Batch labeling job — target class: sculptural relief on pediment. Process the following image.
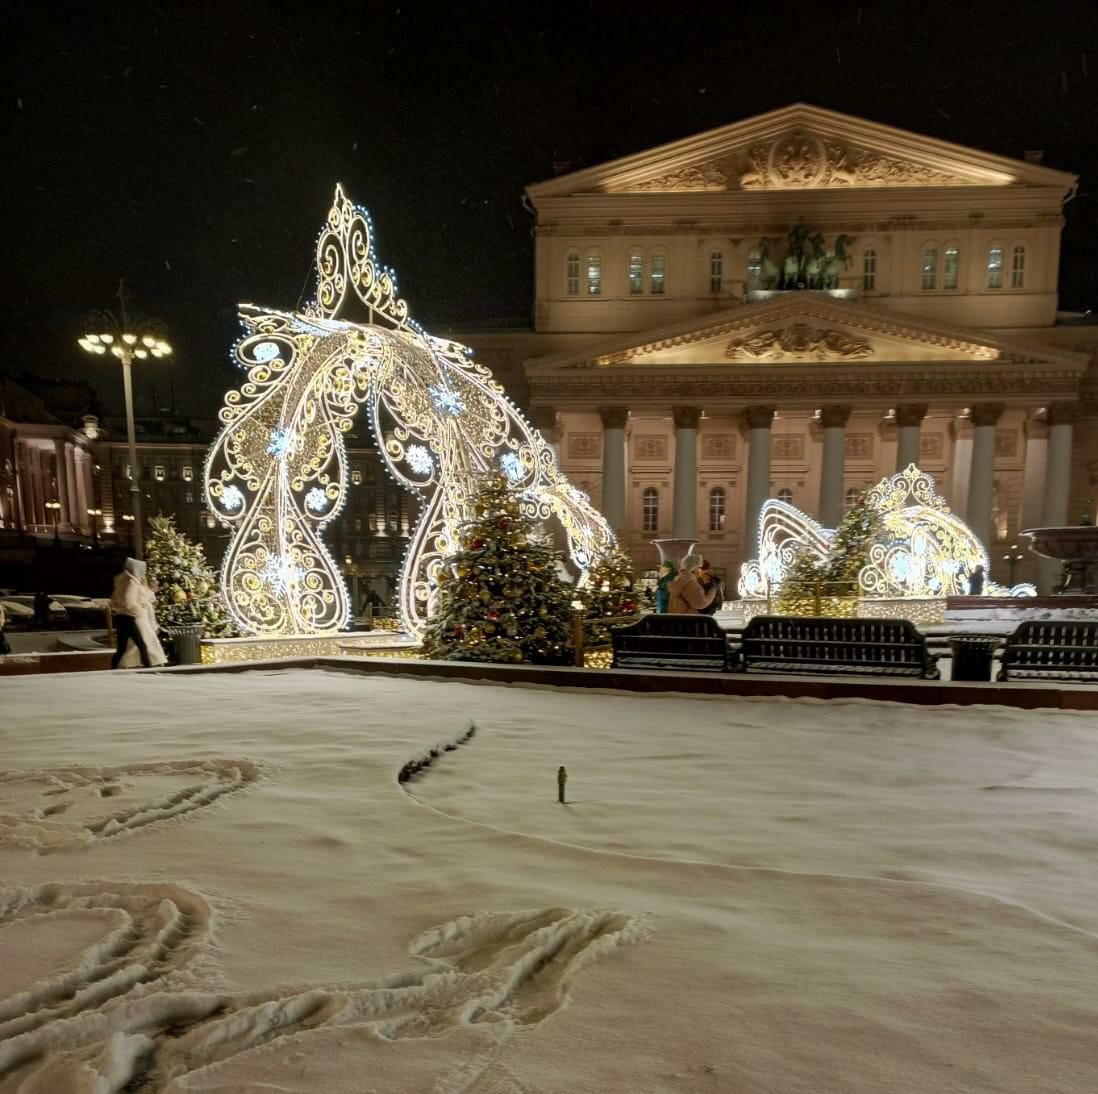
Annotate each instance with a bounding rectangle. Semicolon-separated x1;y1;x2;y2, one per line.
725;323;874;362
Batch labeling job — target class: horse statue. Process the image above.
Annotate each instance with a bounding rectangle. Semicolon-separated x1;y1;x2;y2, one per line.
205;186;616;640
756;238;781;290
822;234;854;289
803;232;828;289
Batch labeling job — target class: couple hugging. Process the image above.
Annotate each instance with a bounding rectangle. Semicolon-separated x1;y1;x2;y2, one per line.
657;554;723;615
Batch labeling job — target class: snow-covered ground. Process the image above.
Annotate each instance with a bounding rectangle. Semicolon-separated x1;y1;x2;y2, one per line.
2;667;1098;1092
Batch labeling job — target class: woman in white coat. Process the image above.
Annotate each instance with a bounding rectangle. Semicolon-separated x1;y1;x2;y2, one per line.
112;560;168;669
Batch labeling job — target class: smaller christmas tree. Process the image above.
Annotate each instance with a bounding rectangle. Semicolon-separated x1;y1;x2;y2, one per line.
421;473;574;664
580;547;641;645
144;515;233;636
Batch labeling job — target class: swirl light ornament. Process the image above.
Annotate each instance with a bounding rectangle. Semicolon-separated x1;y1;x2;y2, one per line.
738;464;1036;603
206;185;615;639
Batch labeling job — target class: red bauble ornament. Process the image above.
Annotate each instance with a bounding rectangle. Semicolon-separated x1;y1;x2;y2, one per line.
471;537;485;549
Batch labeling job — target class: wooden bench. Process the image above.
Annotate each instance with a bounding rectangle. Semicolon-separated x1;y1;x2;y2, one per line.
610;614;734;672
998;621;1098;682
737;615;939;678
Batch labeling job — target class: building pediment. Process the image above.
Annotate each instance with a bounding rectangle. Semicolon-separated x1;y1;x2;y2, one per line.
528;104;1076;198
525;294;1089;374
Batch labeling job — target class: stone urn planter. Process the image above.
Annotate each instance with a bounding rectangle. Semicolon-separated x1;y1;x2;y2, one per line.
651;539;698;566
1020;526;1098;594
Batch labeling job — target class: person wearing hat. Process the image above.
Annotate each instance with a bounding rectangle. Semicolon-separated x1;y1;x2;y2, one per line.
666;554;716;614
110;557;153;669
654;560;678;613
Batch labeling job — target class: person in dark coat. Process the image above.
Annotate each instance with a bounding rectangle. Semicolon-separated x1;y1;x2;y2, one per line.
33;591;50;628
968;565;986;595
654;561;677;613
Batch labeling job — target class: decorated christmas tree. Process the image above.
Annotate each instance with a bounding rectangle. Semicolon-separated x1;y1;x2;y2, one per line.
580;546;641;645
776;492;883;613
145;515;233;636
421;473;574;664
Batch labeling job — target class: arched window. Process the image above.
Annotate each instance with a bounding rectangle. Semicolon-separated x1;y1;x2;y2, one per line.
708;486;726;532
776;487;794;506
709;251;723;294
642;486;659;533
628;249;644;295
566;251;580;296
747;249;762;285
943;245;959;290
586;252;602;295
650;251;666;295
987;245;1003;289
844;486;861;511
862;248;877;291
1011;244;1026;288
921;246;938;290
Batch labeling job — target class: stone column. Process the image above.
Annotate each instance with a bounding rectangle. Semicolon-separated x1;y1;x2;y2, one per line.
30;448;44;525
949;415;974;519
1018;412;1048;532
672;406;702;539
52;438;71;529
743;405;775;560
1039;402;1076;592
894;403;928;471
68;445;85;532
82;449;97;518
530;407;562;461
599;406;629;533
818;405;851;528
966;402;1005;551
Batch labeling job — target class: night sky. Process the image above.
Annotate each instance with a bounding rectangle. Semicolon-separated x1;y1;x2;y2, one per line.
7;1;1098;420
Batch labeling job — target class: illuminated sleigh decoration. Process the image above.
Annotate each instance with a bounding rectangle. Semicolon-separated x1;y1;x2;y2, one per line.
738;464;1036;603
205;186;615;638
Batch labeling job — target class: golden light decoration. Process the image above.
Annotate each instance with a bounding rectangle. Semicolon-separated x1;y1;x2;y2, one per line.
739;463;1036;606
206;185;615;639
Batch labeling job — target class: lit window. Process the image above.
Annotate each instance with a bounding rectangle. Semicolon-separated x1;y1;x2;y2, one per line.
154;465;165;482
182;465;193;482
943;245;959;290
566;251;580;296
921;247;938;290
747;249;762;285
987;246;1003;289
352;467;362;485
650;252;666;295
354;518;362;532
642;486;659;533
586;252;602;296
776;487;794;505
862;248;877;291
708;486;726;532
124;463;132;481
628;250;644;295
388;507;400;531
844;486;861;511
710;251;723;294
1011;244;1026;288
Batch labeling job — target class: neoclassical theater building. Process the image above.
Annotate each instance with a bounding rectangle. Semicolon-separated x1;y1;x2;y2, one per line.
465;105;1098;592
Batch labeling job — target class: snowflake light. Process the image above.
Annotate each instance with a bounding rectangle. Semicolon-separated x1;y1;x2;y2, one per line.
305;487;329;514
205;184;616;638
220;484;245;512
405;444;433;476
499;451;524;482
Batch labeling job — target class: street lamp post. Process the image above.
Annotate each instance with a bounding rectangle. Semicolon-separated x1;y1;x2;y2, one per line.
120;512;136;551
78;282;171;559
45;500;61;546
87;507;102;548
1003;543;1025;587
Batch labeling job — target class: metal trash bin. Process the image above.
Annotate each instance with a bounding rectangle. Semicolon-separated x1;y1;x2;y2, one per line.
168;624;204;666
948;635;999;682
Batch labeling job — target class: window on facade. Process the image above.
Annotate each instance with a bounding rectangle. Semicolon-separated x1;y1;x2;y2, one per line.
388;507;400;532
987;246;1003;289
642;487;659;533
154;465;165;482
352;467;362;485
181;465;193;482
650;252;666;295
124;463;132;481
747;249;762;285
776;487;794;505
566;251;580;296
710;251;723;294
586;252;602;295
354;518;362;532
943;245;959;290
708;486;726;532
921;247;938;290
862;248;877;291
1011;244;1026;288
185;490;194;504
628;250;644;295
844;486;861;511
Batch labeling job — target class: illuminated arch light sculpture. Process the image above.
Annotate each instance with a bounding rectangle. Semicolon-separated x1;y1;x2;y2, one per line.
738;464;1036;613
205;186;615;639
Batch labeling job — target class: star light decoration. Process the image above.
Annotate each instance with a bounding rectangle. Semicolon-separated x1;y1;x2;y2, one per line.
738;464;1036;604
205;184;616;639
